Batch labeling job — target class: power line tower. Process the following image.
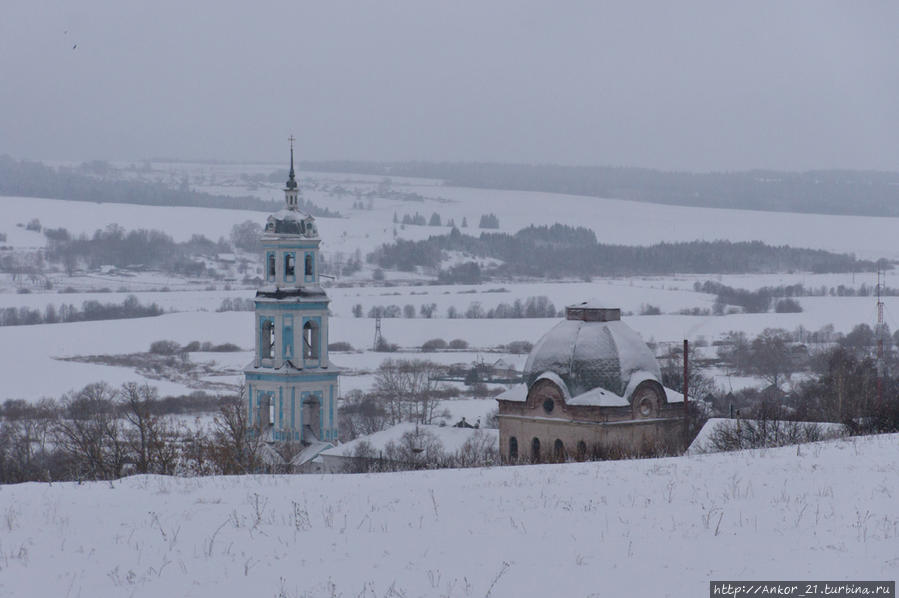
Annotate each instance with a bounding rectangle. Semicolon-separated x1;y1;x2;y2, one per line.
876;269;886;407
373;316;382;351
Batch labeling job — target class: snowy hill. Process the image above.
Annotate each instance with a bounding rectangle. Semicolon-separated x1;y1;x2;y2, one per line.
2;433;897;597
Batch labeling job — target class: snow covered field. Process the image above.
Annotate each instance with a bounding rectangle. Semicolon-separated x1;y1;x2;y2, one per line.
2;163;897;403
1;433;896;597
3;287;895;401
5;161;899;260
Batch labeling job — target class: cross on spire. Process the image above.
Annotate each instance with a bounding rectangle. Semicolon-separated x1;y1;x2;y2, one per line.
285;134;298;192
288;135;296;175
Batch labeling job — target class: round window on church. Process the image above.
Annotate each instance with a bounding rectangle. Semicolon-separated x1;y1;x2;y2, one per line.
638;398;653;417
542;398;554;413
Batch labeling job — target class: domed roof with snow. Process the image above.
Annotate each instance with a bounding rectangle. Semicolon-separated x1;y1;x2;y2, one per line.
523;301;661;400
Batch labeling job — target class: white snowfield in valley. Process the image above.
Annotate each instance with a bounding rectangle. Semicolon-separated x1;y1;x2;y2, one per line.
4;290;899;400
5;162;899;260
2;434;897;597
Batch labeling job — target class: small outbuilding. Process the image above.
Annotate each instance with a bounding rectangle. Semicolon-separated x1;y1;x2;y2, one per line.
496;301;685;463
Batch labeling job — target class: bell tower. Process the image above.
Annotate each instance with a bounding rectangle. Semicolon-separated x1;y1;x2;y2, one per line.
244;138;339;456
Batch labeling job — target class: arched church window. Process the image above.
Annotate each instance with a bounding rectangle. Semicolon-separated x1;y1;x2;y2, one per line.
283;321;294;359
284;253;295;279
267;253;276;280
531;437;541;463
258;392;274;426
303;320;320;360
305;253;314;277
553;439;565;462
576;441;587;462
509;436;518;461
261;319;275;359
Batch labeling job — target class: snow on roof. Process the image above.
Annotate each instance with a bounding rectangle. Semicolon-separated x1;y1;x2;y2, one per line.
264;209;318;237
290;441;334;466
565;301;621;322
321;423;498;457
244;357;341;374
271;208;311;222
567;386;629;407
260;440;334;466
567;299;618;310
497;376;673;408
664;386;685;404
620;370;662;403
687;418;849;455
534;371;571;400
255;284;327;299
495;383;528;403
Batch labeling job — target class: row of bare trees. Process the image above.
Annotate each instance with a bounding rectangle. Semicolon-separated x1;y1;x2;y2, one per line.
339;359;470;442
341;428;498;473
0;382;266;484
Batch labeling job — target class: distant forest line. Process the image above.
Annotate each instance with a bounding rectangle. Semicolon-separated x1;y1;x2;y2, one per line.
0;156;338;217
368;224;883;279
299;160;899;218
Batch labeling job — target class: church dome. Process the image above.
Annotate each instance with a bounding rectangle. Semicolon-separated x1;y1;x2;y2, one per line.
523;303;661;401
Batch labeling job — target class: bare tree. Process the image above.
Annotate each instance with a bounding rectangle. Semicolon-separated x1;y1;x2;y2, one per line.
373;359;447;425
452;430;499;468
383;428;444;469
210;388;264;474
0;399;57;482
749;328;796;388
270;440;306;473
338;390;389;441
54;383;127;480
119;382;159;474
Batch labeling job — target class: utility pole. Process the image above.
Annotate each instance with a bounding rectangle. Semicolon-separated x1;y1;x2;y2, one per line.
683;338;689;451
373;316;382;351
876;269;885;408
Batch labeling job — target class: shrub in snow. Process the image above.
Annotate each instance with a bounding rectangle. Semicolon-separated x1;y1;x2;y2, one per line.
421;338;448;352
374;337;399;352
149;340;181;355
775;298;803;313
504;340;533;354
640;303;662;315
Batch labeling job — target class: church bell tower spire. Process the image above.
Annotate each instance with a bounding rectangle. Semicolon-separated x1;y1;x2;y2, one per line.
285;135;299;210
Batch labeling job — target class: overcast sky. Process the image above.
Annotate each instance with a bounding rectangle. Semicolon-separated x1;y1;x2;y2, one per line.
2;1;898;171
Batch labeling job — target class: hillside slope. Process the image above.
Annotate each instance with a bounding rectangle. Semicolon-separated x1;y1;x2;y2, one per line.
2;434;897;597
